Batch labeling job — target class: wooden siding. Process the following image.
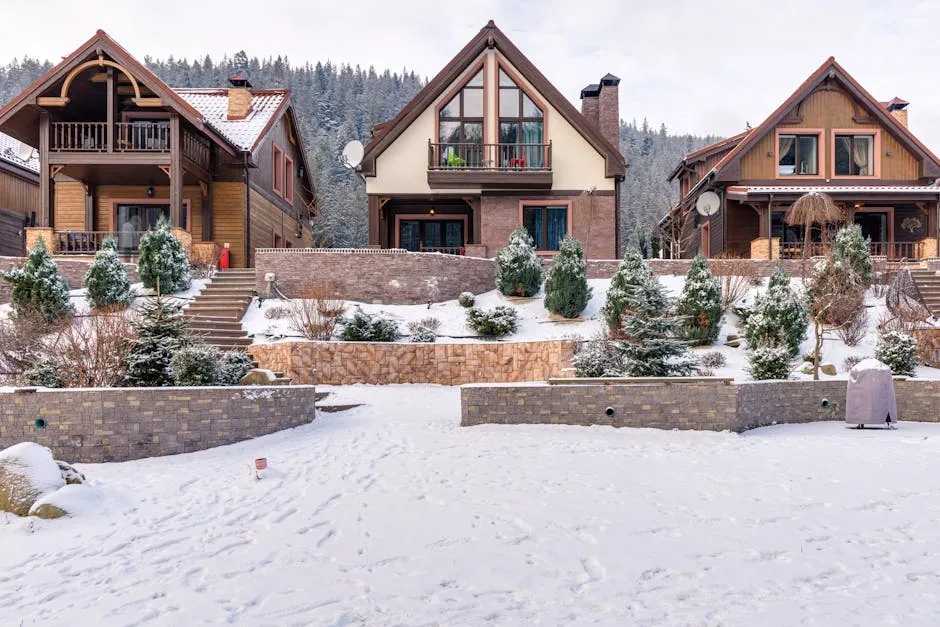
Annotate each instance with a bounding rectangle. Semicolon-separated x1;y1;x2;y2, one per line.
0;168;39;223
211;181;247;268
248;188;312;266
93;185;203;236
251;112;314;222
725;200;760;257
53;180;86;231
740;89;921;181
0;207;25;256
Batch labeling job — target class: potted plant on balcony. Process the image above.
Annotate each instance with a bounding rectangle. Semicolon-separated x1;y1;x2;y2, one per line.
445;148;466;168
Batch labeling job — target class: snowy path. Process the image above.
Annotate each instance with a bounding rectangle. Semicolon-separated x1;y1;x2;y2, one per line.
3;386;940;625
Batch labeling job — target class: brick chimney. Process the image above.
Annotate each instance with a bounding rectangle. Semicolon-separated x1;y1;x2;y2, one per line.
598;73;620;149
885;97;909;128
227;71;254;121
580;83;600;128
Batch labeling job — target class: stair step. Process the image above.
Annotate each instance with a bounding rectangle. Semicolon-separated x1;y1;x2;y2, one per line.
191;329;249;339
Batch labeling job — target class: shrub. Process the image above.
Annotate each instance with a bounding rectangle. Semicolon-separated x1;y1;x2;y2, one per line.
170;345;222;386
0;313;45;377
712;253;756;310
407;317;440;343
219;351;254;385
137;216;191;293
697;367;715;377
339;308;401;342
617;275;696;377
84;238;132;310
602;246;653;333
747;346;793;381
123;293;192;387
467;305;518;337
700;351;727;368
288;283;346;340
49;311;135;387
745;266;807;357
24;355;64;388
843;355;866;373
264;305;291;320
495;228;542;297
458;292;475;308
2;239;74;325
572;333;623;377
874;330;918;377
837;304;869;347
676;253;722;345
544;236;591;318
188;242;222;279
832;224;873;288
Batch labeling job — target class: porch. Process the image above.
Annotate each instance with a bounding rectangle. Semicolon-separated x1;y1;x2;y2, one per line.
369;196;481;254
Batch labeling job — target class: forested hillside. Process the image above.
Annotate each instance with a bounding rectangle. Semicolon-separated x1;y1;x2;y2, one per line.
0;55;724;255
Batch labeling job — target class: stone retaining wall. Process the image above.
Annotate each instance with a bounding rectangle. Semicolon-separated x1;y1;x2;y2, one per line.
0;256;138;305
461;379;940;432
0;385;317;463
250;340;575;386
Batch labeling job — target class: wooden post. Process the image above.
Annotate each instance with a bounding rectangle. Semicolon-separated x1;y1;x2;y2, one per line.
767;195;774;260
39;111;51;227
169;113;183;227
84;184;94;232
202;180;212;241
106;67;114;153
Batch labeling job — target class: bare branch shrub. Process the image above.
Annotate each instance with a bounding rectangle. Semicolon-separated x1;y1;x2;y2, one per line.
836;304;869;347
0;312;47;379
264;305;291;320
189;243;223;279
288;283;347;340
711;253;757;310
48;309;136;387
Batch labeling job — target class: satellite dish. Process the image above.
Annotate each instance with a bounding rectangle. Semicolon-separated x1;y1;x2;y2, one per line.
16;142;35;162
340;140;364;169
696;191;720;217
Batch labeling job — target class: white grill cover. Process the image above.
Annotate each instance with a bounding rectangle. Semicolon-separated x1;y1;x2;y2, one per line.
845;359;899;426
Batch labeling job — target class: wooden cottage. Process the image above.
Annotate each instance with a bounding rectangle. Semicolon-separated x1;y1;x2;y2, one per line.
668;57;940;260
0;132;39;256
0;30;315;267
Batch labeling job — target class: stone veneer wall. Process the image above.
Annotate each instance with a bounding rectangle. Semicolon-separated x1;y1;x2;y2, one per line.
462;379;940;432
0;256;138;304
250;340;576;386
0;385;317;463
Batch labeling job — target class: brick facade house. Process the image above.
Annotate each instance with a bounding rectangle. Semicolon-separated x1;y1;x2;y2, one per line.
359;21;626;259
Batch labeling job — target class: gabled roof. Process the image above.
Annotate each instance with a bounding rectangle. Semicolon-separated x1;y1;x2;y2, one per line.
704;57;940;184
0;132;39;175
361;20;625;179
175;88;288;151
667;130;749;182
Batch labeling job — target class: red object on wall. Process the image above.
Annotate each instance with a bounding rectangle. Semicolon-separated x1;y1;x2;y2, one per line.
219;248;231;269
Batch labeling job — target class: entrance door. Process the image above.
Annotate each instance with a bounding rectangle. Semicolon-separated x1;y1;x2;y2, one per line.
398;220;465;251
116;203;170;252
854;211;888;256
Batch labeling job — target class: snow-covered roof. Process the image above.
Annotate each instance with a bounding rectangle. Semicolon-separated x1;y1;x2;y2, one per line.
0;132;39;174
729;185;940;195
173;88;288;151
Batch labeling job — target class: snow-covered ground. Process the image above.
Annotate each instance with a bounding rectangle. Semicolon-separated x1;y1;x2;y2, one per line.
3;384;940;625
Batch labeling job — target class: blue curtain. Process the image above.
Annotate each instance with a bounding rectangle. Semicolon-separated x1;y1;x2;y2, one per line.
524;207;543;249
547;206;567;250
522;121;543;168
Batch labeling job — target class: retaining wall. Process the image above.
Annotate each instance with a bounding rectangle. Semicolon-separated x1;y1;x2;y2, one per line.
250;340;575;386
0;385;317;463
461;379;940;432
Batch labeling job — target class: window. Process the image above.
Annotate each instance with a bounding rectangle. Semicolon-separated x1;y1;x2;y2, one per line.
438;68;484;167
835;134;874;176
498;68;544;168
284;156;295;202
778;134;818;175
522;204;568;251
273;144;283;196
398;220;464;251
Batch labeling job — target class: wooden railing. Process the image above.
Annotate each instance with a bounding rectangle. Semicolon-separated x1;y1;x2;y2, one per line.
182;127;211;171
51;122;108;151
55;231;148;254
420;246;465;255
116;122;170;152
779;240;925;261
428;142;552;171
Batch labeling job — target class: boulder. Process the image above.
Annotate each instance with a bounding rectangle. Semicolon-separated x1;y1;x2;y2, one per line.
238;369;278;385
57;461;85;485
726;334;741;342
724;340;742;348
820;363;838;376
30;503;68;519
28;484;99;519
0;443;66;517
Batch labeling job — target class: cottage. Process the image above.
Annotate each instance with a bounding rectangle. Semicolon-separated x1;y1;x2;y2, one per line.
0;132;39;256
360;21;626;259
0;30;316;267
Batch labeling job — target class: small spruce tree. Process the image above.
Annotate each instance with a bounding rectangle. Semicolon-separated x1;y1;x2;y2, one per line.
617;276;696;377
84;238;132;310
831;223;873;287
2;239;74;324
745;266;808;357
675;253;722;345
747;345;794;380
171;345;222;386
544;236;592;318
601;246;653;333
123;293;192;387
874;330;918;377
495;228;542;297
137;217;191;293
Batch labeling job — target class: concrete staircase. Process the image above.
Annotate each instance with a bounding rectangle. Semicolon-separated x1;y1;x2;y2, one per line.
185;269;256;350
910;269;940;317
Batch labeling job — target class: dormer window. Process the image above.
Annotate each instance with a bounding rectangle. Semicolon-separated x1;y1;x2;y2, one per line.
778;134;818;175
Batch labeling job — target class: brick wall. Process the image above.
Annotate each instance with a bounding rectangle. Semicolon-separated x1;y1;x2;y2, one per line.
0;385;317;463
0;255;138;304
462;379;940;432
250;340;575;386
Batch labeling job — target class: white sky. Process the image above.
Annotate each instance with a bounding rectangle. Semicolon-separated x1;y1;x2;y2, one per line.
3;0;940;149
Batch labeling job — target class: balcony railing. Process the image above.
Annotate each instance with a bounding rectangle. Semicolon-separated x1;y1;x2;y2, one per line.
420;245;465;255
779;241;925;261
116;122;170;151
428;142;552;171
50;122;173;152
55;231;148;255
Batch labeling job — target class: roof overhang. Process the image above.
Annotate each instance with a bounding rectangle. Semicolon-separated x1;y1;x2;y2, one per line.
726;185;940;202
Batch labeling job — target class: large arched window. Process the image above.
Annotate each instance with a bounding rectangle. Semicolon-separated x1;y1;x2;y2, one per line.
438;68;484;167
498;68;543;168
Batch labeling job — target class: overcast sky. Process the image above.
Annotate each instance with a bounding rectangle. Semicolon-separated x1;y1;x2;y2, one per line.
4;0;940;149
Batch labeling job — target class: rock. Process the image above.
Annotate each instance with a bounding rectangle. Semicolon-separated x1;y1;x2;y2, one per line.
56;461;85;485
0;443;66;517
28;484;100;519
724;340;742;348
238;369;278;385
820;363;837;376
726;334;740;342
799;362;815;375
30;503;68;519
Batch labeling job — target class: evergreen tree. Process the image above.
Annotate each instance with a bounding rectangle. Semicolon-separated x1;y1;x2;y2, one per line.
617;276;696;377
675;254;722;345
544;236;592;318
495;228;542;297
831;224;873;287
123;293;192;387
170;345;222;386
137;217;191;293
84;238;132;310
601;246;653;332
874;331;918;377
745;266;807;357
2;239;74;324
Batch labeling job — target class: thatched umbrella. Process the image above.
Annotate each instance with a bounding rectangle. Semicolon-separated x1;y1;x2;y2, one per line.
784;191;843;258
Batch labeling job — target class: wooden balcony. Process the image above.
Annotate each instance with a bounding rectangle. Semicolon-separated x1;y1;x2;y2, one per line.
427;141;553;189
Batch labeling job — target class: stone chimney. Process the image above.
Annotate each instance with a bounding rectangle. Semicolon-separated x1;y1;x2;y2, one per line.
580;83;600;128
598;73;620;149
885;97;909;128
227;71;254;121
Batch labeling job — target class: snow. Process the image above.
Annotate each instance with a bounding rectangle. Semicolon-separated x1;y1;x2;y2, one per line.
4;385;940;624
0;442;65;497
29;483;103;517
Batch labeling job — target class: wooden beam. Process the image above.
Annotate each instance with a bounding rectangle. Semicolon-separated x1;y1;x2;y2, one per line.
202;181;213;242
106;67;114;153
158;165;171;178
84;184;94;232
39;111;50;226
132;97;163;107
49;165;64;179
36;97;68;107
169;113;183;227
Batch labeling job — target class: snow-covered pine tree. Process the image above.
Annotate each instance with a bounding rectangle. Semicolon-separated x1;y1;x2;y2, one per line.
745;266;807;356
84;238;132;310
495;228;542;297
601;246;653;333
544;236;592;318
874;330;918;377
831;223;873;287
137;217;191;293
616;275;696;377
675;253;722;345
2;239;74;324
123;293;192;387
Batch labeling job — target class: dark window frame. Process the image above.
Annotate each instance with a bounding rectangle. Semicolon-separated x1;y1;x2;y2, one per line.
521;203;569;252
834;134;875;176
778;133;819;176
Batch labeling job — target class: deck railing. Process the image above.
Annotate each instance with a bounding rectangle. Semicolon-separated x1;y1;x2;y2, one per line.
779;241;925;261
51;122;108;151
116;122;170;152
55;231;148;254
182;127;211;170
428;142;552;171
419;246;465;255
